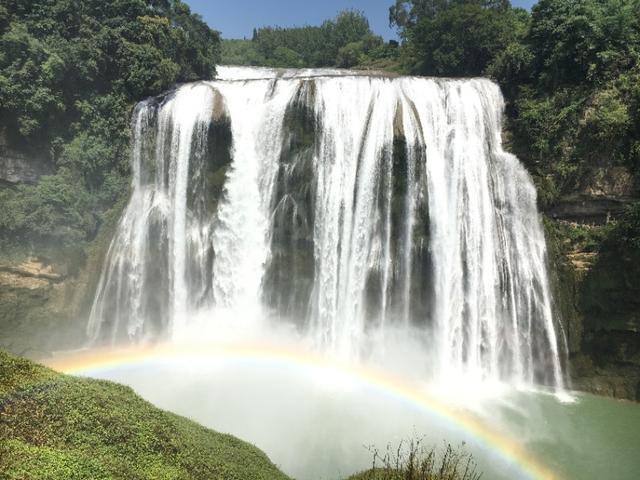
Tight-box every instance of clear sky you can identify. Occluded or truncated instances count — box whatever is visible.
[185,1,538,41]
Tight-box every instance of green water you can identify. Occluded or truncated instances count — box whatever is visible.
[500,391,640,480]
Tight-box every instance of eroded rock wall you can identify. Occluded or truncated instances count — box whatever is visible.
[0,127,52,186]
[545,163,640,400]
[0,205,122,359]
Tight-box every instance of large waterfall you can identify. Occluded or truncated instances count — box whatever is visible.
[88,66,564,389]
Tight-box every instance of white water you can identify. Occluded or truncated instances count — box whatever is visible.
[88,66,565,390]
[210,79,297,325]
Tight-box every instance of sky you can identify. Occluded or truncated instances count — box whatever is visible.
[185,0,538,41]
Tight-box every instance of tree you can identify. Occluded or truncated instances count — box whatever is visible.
[0,0,221,247]
[242,10,384,69]
[389,0,510,30]
[528,0,640,88]
[396,1,527,76]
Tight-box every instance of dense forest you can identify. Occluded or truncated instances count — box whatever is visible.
[221,10,401,70]
[0,0,220,248]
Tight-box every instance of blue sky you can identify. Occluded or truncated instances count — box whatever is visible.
[185,1,538,41]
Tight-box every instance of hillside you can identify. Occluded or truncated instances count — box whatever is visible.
[0,350,291,480]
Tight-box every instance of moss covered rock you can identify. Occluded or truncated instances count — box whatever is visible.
[543,208,640,401]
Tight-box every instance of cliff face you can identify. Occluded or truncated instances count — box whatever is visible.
[575,250,640,399]
[0,201,124,359]
[0,128,52,186]
[0,134,76,357]
[0,257,88,357]
[545,166,640,401]
[0,88,638,400]
[548,167,636,224]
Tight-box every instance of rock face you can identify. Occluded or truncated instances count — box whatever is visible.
[542,160,640,400]
[0,206,122,359]
[0,257,84,358]
[0,128,52,185]
[0,151,52,185]
[574,246,640,399]
[546,205,640,401]
[548,195,633,224]
[547,166,637,224]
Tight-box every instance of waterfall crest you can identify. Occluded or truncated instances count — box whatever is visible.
[88,66,564,389]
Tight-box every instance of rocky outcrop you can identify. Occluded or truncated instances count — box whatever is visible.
[0,203,124,359]
[0,257,81,358]
[548,195,633,224]
[546,166,637,224]
[582,166,636,198]
[546,215,640,401]
[0,128,52,185]
[0,260,64,284]
[0,151,52,185]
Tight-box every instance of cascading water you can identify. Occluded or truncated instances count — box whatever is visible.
[88,66,565,389]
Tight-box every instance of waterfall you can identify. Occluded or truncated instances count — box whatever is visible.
[88,66,564,389]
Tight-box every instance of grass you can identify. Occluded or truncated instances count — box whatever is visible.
[348,439,481,480]
[0,350,290,480]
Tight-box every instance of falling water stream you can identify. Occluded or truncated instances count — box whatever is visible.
[88,66,564,390]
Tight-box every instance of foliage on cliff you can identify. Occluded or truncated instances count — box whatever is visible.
[0,350,290,480]
[580,202,640,330]
[0,0,220,247]
[220,10,401,70]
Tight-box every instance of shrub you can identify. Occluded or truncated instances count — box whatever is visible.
[350,438,481,480]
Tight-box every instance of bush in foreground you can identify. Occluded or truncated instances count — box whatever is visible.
[349,438,481,480]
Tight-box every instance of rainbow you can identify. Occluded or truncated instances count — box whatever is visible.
[45,343,559,480]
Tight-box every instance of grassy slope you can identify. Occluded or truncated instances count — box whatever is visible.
[0,351,290,480]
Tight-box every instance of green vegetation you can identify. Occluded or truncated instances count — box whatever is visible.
[220,10,402,71]
[348,439,480,480]
[390,0,527,77]
[0,350,290,479]
[0,0,220,248]
[0,351,482,480]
